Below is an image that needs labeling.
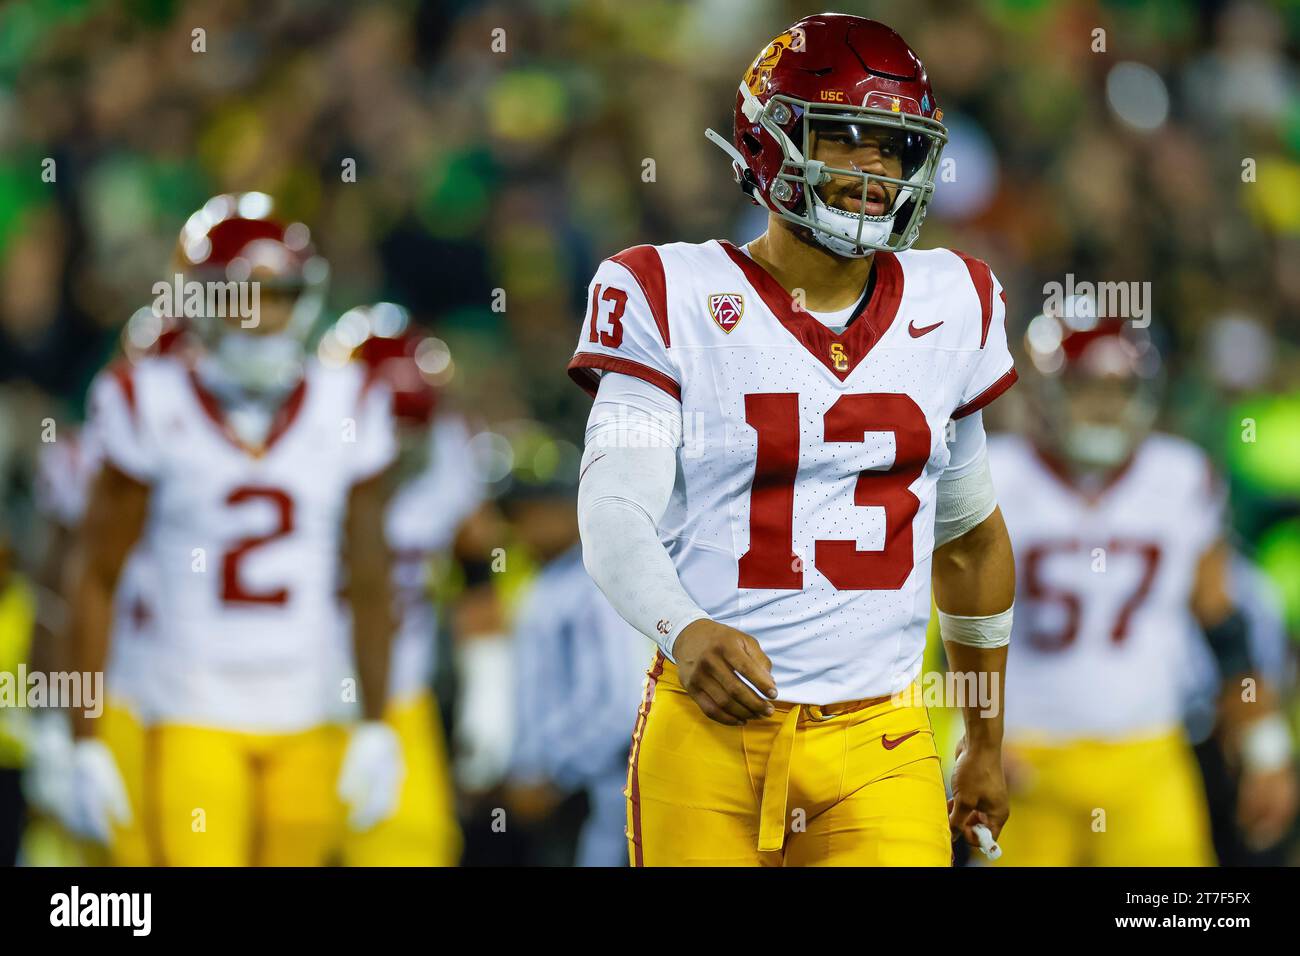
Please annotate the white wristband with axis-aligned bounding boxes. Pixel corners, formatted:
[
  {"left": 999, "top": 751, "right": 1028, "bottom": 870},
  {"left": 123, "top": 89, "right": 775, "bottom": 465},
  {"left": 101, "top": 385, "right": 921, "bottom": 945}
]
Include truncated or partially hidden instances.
[
  {"left": 1240, "top": 713, "right": 1293, "bottom": 772},
  {"left": 938, "top": 606, "right": 1013, "bottom": 648}
]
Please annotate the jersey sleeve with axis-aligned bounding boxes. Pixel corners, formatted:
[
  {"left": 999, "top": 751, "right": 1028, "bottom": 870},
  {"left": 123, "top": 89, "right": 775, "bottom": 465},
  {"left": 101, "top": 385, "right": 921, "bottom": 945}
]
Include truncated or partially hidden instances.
[
  {"left": 34, "top": 435, "right": 90, "bottom": 526},
  {"left": 84, "top": 363, "right": 158, "bottom": 483},
  {"left": 567, "top": 246, "right": 680, "bottom": 402},
  {"left": 348, "top": 378, "right": 398, "bottom": 484},
  {"left": 430, "top": 414, "right": 486, "bottom": 526},
  {"left": 1187, "top": 452, "right": 1229, "bottom": 556},
  {"left": 951, "top": 258, "right": 1017, "bottom": 419}
]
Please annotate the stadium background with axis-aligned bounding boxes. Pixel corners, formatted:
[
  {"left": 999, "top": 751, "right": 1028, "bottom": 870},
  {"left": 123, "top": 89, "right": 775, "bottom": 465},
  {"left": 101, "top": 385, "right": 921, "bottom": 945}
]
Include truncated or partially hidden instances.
[{"left": 0, "top": 0, "right": 1296, "bottom": 864}]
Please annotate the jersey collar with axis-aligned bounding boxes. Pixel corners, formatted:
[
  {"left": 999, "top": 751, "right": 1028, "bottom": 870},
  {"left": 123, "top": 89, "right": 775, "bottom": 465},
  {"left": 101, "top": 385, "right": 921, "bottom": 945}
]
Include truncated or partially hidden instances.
[
  {"left": 188, "top": 367, "right": 308, "bottom": 458},
  {"left": 718, "top": 239, "right": 904, "bottom": 382}
]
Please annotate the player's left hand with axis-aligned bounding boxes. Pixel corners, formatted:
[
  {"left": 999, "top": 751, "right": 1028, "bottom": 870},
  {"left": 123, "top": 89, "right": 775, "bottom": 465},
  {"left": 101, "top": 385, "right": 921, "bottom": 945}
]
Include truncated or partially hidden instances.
[
  {"left": 949, "top": 735, "right": 1010, "bottom": 851},
  {"left": 338, "top": 721, "right": 405, "bottom": 832},
  {"left": 1236, "top": 765, "right": 1298, "bottom": 851}
]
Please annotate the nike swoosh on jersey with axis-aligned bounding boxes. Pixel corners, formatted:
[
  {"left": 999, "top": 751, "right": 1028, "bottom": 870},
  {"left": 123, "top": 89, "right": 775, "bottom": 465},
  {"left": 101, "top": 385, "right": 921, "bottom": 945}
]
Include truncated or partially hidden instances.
[
  {"left": 908, "top": 319, "right": 943, "bottom": 338},
  {"left": 881, "top": 730, "right": 921, "bottom": 750}
]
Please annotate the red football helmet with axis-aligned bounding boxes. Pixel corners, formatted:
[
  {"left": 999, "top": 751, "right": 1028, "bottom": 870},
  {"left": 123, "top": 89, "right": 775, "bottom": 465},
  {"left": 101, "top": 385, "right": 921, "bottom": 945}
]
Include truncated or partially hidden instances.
[
  {"left": 173, "top": 192, "right": 329, "bottom": 394},
  {"left": 706, "top": 14, "right": 947, "bottom": 257},
  {"left": 337, "top": 303, "right": 444, "bottom": 428},
  {"left": 1024, "top": 311, "right": 1164, "bottom": 470}
]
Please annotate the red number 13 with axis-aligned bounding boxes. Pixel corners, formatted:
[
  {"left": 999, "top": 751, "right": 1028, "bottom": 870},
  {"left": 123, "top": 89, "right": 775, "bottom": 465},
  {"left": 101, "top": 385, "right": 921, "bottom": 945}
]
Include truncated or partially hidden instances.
[{"left": 738, "top": 392, "right": 930, "bottom": 591}]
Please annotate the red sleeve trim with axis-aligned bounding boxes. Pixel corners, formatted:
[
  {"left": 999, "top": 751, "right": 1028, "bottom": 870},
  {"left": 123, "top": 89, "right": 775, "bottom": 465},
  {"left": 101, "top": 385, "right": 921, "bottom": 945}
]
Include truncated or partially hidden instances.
[
  {"left": 108, "top": 360, "right": 137, "bottom": 422},
  {"left": 567, "top": 353, "right": 681, "bottom": 402},
  {"left": 953, "top": 367, "right": 1017, "bottom": 419},
  {"left": 609, "top": 245, "right": 671, "bottom": 348},
  {"left": 952, "top": 250, "right": 994, "bottom": 349}
]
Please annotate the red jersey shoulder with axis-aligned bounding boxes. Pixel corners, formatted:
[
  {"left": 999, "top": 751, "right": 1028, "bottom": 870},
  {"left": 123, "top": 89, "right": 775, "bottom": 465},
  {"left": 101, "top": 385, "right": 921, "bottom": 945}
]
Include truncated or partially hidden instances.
[
  {"left": 897, "top": 247, "right": 1004, "bottom": 350},
  {"left": 599, "top": 244, "right": 671, "bottom": 349},
  {"left": 946, "top": 249, "right": 1002, "bottom": 349}
]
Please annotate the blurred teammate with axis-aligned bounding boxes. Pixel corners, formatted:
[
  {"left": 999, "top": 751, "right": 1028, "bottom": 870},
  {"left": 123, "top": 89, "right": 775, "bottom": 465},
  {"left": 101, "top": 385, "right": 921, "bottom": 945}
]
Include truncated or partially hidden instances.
[
  {"left": 1183, "top": 551, "right": 1297, "bottom": 864},
  {"left": 330, "top": 307, "right": 489, "bottom": 866},
  {"left": 572, "top": 15, "right": 1016, "bottom": 865},
  {"left": 26, "top": 316, "right": 183, "bottom": 866},
  {"left": 66, "top": 194, "right": 403, "bottom": 866},
  {"left": 990, "top": 312, "right": 1296, "bottom": 866},
  {"left": 507, "top": 468, "right": 651, "bottom": 867}
]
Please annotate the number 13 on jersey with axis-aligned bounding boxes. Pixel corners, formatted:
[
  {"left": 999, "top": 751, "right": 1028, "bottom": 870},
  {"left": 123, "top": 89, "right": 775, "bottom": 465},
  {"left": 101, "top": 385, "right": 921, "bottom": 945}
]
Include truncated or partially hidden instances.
[{"left": 738, "top": 392, "right": 930, "bottom": 592}]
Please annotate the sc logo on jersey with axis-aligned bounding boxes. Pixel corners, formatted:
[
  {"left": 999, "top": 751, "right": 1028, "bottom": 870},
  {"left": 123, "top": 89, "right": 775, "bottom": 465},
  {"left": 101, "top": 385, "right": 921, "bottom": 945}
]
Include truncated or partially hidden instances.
[
  {"left": 830, "top": 342, "right": 849, "bottom": 371},
  {"left": 708, "top": 293, "right": 744, "bottom": 333}
]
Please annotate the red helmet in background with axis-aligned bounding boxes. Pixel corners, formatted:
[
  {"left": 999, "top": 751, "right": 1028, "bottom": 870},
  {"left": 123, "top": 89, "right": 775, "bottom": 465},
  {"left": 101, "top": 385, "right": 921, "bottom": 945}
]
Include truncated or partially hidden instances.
[
  {"left": 173, "top": 192, "right": 329, "bottom": 395},
  {"left": 706, "top": 14, "right": 947, "bottom": 257},
  {"left": 120, "top": 305, "right": 188, "bottom": 363},
  {"left": 1024, "top": 310, "right": 1164, "bottom": 470},
  {"left": 325, "top": 302, "right": 450, "bottom": 428}
]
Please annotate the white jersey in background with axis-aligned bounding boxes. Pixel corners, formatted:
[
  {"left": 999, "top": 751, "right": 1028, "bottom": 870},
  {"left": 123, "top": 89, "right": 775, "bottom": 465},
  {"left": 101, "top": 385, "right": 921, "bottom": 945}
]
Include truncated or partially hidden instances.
[
  {"left": 569, "top": 240, "right": 1016, "bottom": 704},
  {"left": 35, "top": 417, "right": 159, "bottom": 719},
  {"left": 989, "top": 432, "right": 1225, "bottom": 741},
  {"left": 382, "top": 414, "right": 485, "bottom": 702},
  {"left": 87, "top": 356, "right": 396, "bottom": 732}
]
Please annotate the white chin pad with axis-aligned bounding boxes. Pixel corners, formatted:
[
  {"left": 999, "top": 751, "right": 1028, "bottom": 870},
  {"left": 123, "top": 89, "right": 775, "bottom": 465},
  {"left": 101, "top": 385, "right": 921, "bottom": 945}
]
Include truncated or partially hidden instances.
[{"left": 810, "top": 199, "right": 895, "bottom": 256}]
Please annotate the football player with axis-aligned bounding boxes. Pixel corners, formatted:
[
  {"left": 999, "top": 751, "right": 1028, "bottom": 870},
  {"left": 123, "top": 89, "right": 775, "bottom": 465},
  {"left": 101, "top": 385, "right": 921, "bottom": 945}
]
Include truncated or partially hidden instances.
[
  {"left": 989, "top": 312, "right": 1297, "bottom": 865},
  {"left": 572, "top": 15, "right": 1017, "bottom": 866},
  {"left": 65, "top": 194, "right": 403, "bottom": 866},
  {"left": 329, "top": 308, "right": 496, "bottom": 866},
  {"left": 26, "top": 314, "right": 183, "bottom": 866}
]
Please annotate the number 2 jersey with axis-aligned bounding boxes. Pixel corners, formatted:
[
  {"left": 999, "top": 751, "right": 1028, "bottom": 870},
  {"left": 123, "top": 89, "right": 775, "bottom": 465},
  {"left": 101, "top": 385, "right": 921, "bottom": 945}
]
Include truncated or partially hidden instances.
[
  {"left": 88, "top": 355, "right": 396, "bottom": 732},
  {"left": 569, "top": 239, "right": 1016, "bottom": 704},
  {"left": 989, "top": 432, "right": 1225, "bottom": 741}
]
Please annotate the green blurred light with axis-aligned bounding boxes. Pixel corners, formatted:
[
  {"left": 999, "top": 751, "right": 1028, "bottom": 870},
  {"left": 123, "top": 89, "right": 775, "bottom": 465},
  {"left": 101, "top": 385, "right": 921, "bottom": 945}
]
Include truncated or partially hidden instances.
[
  {"left": 1227, "top": 394, "right": 1300, "bottom": 496},
  {"left": 418, "top": 148, "right": 491, "bottom": 238},
  {"left": 1256, "top": 518, "right": 1300, "bottom": 638}
]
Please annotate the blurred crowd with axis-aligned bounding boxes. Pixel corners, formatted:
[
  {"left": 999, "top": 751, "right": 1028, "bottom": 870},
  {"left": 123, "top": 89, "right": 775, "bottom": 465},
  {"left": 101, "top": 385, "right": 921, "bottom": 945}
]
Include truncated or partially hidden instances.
[{"left": 0, "top": 0, "right": 1296, "bottom": 864}]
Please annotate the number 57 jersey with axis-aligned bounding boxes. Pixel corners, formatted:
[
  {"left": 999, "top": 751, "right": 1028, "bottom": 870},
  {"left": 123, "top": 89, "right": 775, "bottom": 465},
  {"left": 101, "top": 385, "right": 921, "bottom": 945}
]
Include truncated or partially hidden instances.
[
  {"left": 88, "top": 356, "right": 396, "bottom": 733},
  {"left": 569, "top": 240, "right": 1016, "bottom": 705}
]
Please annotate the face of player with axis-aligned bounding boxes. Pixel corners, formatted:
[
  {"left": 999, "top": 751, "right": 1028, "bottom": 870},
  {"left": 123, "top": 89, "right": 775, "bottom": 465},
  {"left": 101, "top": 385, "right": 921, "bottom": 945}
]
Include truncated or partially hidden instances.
[
  {"left": 809, "top": 121, "right": 908, "bottom": 216},
  {"left": 206, "top": 279, "right": 308, "bottom": 397},
  {"left": 219, "top": 280, "right": 300, "bottom": 338},
  {"left": 1059, "top": 373, "right": 1147, "bottom": 469}
]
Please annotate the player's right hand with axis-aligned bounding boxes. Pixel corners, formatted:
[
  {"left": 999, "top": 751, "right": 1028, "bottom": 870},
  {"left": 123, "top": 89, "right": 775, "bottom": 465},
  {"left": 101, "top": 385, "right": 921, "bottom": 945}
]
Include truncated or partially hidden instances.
[
  {"left": 64, "top": 739, "right": 132, "bottom": 845},
  {"left": 673, "top": 619, "right": 777, "bottom": 726}
]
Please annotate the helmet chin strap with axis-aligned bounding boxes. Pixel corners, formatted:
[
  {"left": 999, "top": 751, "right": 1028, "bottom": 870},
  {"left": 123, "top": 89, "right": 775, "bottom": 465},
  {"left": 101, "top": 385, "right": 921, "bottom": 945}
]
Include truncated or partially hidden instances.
[{"left": 809, "top": 198, "right": 895, "bottom": 258}]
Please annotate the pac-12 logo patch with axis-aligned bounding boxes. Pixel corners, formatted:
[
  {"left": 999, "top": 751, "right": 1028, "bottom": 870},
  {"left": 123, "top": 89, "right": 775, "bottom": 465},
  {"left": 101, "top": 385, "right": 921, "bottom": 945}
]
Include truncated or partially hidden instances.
[{"left": 708, "top": 293, "right": 744, "bottom": 333}]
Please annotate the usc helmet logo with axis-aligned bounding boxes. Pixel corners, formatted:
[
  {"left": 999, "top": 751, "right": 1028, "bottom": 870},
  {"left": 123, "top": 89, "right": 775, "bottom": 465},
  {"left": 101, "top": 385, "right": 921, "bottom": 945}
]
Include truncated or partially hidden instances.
[
  {"left": 744, "top": 30, "right": 796, "bottom": 96},
  {"left": 830, "top": 342, "right": 849, "bottom": 371}
]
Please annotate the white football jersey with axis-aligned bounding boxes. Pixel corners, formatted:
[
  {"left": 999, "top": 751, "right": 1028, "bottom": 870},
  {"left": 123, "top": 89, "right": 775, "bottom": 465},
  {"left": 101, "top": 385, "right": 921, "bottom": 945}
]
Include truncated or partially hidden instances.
[
  {"left": 989, "top": 432, "right": 1225, "bottom": 741},
  {"left": 569, "top": 240, "right": 1016, "bottom": 704},
  {"left": 88, "top": 356, "right": 396, "bottom": 732},
  {"left": 35, "top": 418, "right": 160, "bottom": 718}
]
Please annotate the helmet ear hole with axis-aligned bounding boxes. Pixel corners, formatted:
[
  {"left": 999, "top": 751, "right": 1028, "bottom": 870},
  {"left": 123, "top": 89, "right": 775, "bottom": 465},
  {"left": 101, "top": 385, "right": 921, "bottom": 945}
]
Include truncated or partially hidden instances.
[{"left": 742, "top": 132, "right": 763, "bottom": 156}]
